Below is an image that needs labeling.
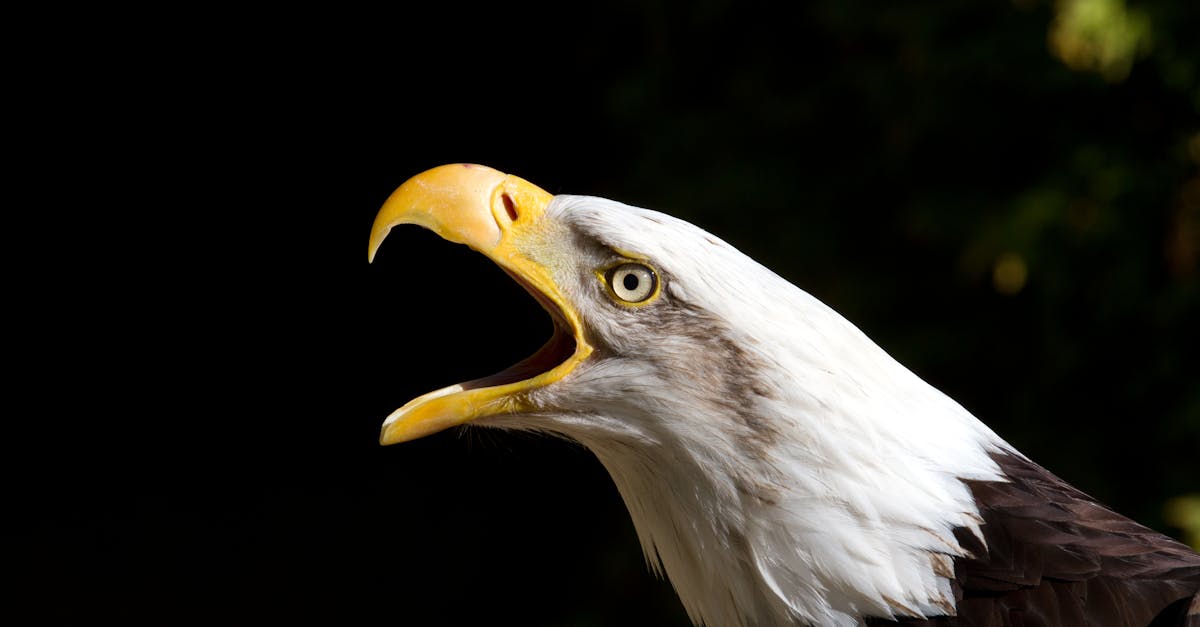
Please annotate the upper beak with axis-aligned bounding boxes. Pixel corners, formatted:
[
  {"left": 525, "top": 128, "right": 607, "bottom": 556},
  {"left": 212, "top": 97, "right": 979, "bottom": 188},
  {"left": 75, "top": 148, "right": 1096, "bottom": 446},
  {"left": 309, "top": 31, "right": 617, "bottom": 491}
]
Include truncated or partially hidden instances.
[
  {"left": 368, "top": 164, "right": 592, "bottom": 445},
  {"left": 370, "top": 164, "right": 511, "bottom": 262}
]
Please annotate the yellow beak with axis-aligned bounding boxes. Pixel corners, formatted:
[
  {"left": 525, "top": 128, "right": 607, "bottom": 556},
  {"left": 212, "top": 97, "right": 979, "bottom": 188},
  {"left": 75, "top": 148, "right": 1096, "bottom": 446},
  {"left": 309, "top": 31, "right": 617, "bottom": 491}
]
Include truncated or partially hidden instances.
[{"left": 368, "top": 164, "right": 593, "bottom": 445}]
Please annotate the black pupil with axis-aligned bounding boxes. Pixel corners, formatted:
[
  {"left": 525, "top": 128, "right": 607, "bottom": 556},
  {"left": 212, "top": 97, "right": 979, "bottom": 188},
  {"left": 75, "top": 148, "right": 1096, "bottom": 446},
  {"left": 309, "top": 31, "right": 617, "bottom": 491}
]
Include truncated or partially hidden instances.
[{"left": 622, "top": 272, "right": 640, "bottom": 292}]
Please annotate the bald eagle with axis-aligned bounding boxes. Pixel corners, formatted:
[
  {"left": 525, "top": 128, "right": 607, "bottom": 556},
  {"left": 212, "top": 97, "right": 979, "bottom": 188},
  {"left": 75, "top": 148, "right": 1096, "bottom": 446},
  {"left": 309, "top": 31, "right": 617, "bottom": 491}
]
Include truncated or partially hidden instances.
[{"left": 367, "top": 164, "right": 1200, "bottom": 626}]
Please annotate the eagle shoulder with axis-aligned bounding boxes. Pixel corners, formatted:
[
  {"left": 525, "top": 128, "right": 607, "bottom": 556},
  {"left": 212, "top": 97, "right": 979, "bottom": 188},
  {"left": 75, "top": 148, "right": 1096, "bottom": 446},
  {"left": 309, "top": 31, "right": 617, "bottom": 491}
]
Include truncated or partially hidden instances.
[{"left": 869, "top": 451, "right": 1200, "bottom": 626}]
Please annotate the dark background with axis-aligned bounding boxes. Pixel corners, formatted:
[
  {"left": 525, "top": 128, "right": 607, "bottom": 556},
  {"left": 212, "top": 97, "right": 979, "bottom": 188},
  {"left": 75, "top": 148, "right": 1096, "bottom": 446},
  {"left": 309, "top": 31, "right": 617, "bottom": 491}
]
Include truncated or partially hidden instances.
[{"left": 11, "top": 1, "right": 1198, "bottom": 625}]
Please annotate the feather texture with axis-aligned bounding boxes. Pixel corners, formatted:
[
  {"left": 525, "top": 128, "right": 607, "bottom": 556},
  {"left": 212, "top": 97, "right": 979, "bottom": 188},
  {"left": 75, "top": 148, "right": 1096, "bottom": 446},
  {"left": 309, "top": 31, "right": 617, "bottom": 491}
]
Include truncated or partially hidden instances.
[{"left": 871, "top": 452, "right": 1200, "bottom": 626}]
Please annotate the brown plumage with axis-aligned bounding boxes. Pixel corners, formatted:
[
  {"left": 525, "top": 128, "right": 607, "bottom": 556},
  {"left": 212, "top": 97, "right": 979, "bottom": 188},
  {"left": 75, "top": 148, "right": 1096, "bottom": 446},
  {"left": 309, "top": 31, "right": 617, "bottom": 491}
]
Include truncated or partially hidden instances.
[{"left": 870, "top": 452, "right": 1200, "bottom": 626}]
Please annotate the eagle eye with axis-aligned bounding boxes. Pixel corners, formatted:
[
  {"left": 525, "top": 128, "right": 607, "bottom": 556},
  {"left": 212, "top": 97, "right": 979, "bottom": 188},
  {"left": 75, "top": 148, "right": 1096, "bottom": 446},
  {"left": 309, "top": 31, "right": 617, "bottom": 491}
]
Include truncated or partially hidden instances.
[{"left": 605, "top": 263, "right": 658, "bottom": 304}]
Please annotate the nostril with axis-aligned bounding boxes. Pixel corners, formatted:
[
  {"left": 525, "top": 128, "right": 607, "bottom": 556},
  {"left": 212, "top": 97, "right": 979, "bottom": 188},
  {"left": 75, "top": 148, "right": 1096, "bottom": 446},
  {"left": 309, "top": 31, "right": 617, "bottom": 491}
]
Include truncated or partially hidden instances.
[{"left": 502, "top": 193, "right": 518, "bottom": 222}]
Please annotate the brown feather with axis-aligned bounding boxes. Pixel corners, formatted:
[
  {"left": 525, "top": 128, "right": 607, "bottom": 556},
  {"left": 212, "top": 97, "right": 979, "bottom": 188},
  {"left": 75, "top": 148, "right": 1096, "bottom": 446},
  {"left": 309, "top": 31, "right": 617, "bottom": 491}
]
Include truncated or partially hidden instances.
[{"left": 868, "top": 452, "right": 1200, "bottom": 626}]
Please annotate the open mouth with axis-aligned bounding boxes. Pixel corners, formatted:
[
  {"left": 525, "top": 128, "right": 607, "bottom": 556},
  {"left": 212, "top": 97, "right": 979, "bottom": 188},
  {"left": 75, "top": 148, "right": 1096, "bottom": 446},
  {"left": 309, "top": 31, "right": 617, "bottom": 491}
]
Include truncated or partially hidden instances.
[
  {"left": 459, "top": 268, "right": 578, "bottom": 393},
  {"left": 374, "top": 245, "right": 592, "bottom": 446},
  {"left": 376, "top": 262, "right": 588, "bottom": 445}
]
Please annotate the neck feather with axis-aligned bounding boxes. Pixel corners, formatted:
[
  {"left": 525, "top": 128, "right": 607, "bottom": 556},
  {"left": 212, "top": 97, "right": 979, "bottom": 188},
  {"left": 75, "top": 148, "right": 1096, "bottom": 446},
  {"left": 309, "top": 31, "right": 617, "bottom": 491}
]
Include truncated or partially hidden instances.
[{"left": 547, "top": 291, "right": 1009, "bottom": 626}]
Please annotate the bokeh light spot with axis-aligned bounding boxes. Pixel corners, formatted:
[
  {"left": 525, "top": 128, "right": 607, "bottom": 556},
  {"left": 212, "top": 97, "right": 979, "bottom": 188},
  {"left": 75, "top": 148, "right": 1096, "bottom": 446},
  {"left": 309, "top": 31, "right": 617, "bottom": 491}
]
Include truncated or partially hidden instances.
[
  {"left": 993, "top": 253, "right": 1029, "bottom": 295},
  {"left": 1048, "top": 0, "right": 1152, "bottom": 83},
  {"left": 1164, "top": 494, "right": 1200, "bottom": 550}
]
